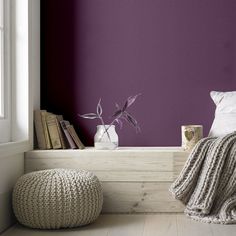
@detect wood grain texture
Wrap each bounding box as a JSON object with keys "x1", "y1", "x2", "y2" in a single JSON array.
[
  {"x1": 102, "y1": 201, "x2": 184, "y2": 213},
  {"x1": 210, "y1": 223, "x2": 236, "y2": 236},
  {"x1": 24, "y1": 155, "x2": 172, "y2": 172},
  {"x1": 4, "y1": 214, "x2": 234, "y2": 236},
  {"x1": 102, "y1": 182, "x2": 184, "y2": 213},
  {"x1": 106, "y1": 215, "x2": 145, "y2": 236},
  {"x1": 143, "y1": 214, "x2": 178, "y2": 236},
  {"x1": 173, "y1": 152, "x2": 188, "y2": 179},
  {"x1": 1, "y1": 217, "x2": 109, "y2": 236},
  {"x1": 25, "y1": 148, "x2": 188, "y2": 173},
  {"x1": 24, "y1": 148, "x2": 188, "y2": 213},
  {"x1": 93, "y1": 171, "x2": 174, "y2": 182},
  {"x1": 176, "y1": 214, "x2": 213, "y2": 236}
]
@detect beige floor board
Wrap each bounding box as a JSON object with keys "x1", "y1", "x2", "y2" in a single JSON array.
[
  {"x1": 2, "y1": 214, "x2": 236, "y2": 236},
  {"x1": 177, "y1": 214, "x2": 213, "y2": 236},
  {"x1": 210, "y1": 223, "x2": 236, "y2": 236},
  {"x1": 1, "y1": 215, "x2": 109, "y2": 236},
  {"x1": 106, "y1": 215, "x2": 145, "y2": 236},
  {"x1": 143, "y1": 214, "x2": 178, "y2": 236}
]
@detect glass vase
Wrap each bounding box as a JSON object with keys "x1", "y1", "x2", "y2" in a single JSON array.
[{"x1": 94, "y1": 125, "x2": 118, "y2": 150}]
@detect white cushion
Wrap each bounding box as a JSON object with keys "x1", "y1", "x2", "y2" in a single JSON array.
[{"x1": 209, "y1": 91, "x2": 236, "y2": 137}]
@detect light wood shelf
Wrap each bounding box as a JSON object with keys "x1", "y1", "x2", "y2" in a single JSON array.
[{"x1": 25, "y1": 147, "x2": 189, "y2": 213}]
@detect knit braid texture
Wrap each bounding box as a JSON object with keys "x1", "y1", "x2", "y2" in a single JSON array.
[
  {"x1": 12, "y1": 169, "x2": 103, "y2": 229},
  {"x1": 170, "y1": 132, "x2": 236, "y2": 224}
]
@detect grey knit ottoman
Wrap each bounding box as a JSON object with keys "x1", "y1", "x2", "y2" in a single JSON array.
[{"x1": 12, "y1": 169, "x2": 103, "y2": 229}]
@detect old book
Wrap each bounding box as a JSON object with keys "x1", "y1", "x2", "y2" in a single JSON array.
[
  {"x1": 41, "y1": 110, "x2": 52, "y2": 149},
  {"x1": 46, "y1": 114, "x2": 62, "y2": 149},
  {"x1": 60, "y1": 120, "x2": 77, "y2": 149},
  {"x1": 56, "y1": 115, "x2": 68, "y2": 149},
  {"x1": 34, "y1": 110, "x2": 46, "y2": 149},
  {"x1": 67, "y1": 125, "x2": 85, "y2": 149}
]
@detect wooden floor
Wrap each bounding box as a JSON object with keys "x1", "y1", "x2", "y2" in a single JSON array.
[{"x1": 2, "y1": 214, "x2": 236, "y2": 236}]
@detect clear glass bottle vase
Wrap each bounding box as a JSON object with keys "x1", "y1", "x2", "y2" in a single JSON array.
[{"x1": 94, "y1": 125, "x2": 118, "y2": 150}]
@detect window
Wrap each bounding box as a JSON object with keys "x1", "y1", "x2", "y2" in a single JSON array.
[
  {"x1": 0, "y1": 0, "x2": 3, "y2": 118},
  {"x1": 0, "y1": 0, "x2": 10, "y2": 143},
  {"x1": 0, "y1": 0, "x2": 4, "y2": 118},
  {"x1": 0, "y1": 0, "x2": 35, "y2": 146}
]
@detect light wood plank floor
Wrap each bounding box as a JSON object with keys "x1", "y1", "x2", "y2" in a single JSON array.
[{"x1": 2, "y1": 214, "x2": 236, "y2": 236}]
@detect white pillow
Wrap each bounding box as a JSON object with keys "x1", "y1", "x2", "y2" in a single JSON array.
[{"x1": 209, "y1": 91, "x2": 236, "y2": 137}]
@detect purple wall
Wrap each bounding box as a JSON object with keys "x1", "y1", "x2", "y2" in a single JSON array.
[{"x1": 41, "y1": 0, "x2": 236, "y2": 146}]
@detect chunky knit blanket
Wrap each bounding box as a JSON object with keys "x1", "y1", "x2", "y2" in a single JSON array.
[{"x1": 170, "y1": 132, "x2": 236, "y2": 224}]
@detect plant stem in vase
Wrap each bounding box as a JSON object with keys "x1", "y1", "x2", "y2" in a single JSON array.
[
  {"x1": 94, "y1": 125, "x2": 118, "y2": 150},
  {"x1": 79, "y1": 94, "x2": 141, "y2": 150}
]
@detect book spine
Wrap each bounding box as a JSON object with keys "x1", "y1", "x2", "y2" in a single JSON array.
[
  {"x1": 56, "y1": 115, "x2": 67, "y2": 149},
  {"x1": 60, "y1": 121, "x2": 77, "y2": 149},
  {"x1": 67, "y1": 125, "x2": 85, "y2": 149},
  {"x1": 34, "y1": 110, "x2": 46, "y2": 149},
  {"x1": 46, "y1": 114, "x2": 62, "y2": 149},
  {"x1": 41, "y1": 111, "x2": 52, "y2": 149}
]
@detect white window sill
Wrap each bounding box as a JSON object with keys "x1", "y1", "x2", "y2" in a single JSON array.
[{"x1": 0, "y1": 140, "x2": 31, "y2": 158}]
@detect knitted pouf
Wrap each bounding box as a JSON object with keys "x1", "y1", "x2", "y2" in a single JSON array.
[{"x1": 12, "y1": 169, "x2": 103, "y2": 229}]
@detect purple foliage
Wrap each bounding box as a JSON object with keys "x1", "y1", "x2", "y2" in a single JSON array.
[
  {"x1": 79, "y1": 94, "x2": 141, "y2": 138},
  {"x1": 112, "y1": 94, "x2": 141, "y2": 132}
]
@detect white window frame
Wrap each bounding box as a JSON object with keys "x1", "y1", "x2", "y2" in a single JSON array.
[
  {"x1": 0, "y1": 0, "x2": 40, "y2": 154},
  {"x1": 0, "y1": 0, "x2": 11, "y2": 143}
]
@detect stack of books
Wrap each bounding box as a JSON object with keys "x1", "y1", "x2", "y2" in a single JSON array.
[{"x1": 34, "y1": 110, "x2": 85, "y2": 150}]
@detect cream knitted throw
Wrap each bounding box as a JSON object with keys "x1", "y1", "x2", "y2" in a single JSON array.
[{"x1": 170, "y1": 132, "x2": 236, "y2": 224}]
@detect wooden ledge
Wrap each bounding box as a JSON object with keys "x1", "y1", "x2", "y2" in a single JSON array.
[
  {"x1": 25, "y1": 147, "x2": 189, "y2": 176},
  {"x1": 25, "y1": 146, "x2": 187, "y2": 156},
  {"x1": 24, "y1": 147, "x2": 189, "y2": 213}
]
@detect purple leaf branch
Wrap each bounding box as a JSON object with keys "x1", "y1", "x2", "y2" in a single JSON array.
[
  {"x1": 79, "y1": 94, "x2": 141, "y2": 141},
  {"x1": 96, "y1": 99, "x2": 111, "y2": 141}
]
